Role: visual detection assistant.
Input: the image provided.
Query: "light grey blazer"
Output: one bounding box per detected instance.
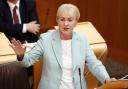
[18,29,110,89]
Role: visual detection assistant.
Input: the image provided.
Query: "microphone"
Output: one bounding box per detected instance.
[78,68,82,89]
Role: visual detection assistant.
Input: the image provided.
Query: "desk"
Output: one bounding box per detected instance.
[97,80,128,89]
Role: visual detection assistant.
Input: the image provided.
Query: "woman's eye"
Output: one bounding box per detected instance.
[68,19,73,22]
[60,18,64,21]
[60,19,65,21]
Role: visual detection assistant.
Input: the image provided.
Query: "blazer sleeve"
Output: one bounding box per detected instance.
[84,36,110,84]
[17,34,45,67]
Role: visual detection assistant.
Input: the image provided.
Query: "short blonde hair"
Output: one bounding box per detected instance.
[56,4,80,21]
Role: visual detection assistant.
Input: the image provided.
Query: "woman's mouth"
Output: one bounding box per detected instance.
[63,28,69,31]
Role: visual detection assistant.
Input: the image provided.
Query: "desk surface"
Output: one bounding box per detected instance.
[0,32,15,56]
[0,32,16,64]
[0,55,16,64]
[54,22,105,45]
[97,80,128,89]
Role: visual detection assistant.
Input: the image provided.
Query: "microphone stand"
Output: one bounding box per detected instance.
[78,68,82,89]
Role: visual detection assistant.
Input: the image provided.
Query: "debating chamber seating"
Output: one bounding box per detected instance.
[33,22,108,89]
[0,33,30,89]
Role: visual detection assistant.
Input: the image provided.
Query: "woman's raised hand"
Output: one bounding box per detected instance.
[9,38,26,60]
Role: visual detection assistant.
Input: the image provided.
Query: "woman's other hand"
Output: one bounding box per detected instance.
[105,78,117,83]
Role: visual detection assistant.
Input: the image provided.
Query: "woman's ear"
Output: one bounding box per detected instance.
[74,20,78,27]
[56,17,59,23]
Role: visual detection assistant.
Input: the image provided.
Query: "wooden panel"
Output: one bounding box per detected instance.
[35,0,88,32]
[86,0,128,64]
[33,59,43,89]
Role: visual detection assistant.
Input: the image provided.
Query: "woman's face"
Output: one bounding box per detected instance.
[57,12,77,38]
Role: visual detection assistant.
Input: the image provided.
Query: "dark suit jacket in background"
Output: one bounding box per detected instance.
[0,0,39,43]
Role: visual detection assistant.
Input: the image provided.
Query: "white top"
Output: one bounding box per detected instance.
[59,40,74,89]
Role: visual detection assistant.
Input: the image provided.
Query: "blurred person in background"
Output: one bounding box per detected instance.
[0,0,40,43]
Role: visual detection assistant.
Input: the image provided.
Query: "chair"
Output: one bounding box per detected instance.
[33,21,108,89]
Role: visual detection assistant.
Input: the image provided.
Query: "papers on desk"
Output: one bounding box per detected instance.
[0,32,15,56]
[0,32,16,64]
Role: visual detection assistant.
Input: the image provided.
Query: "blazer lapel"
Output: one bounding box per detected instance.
[72,32,80,72]
[52,30,63,69]
[51,30,81,71]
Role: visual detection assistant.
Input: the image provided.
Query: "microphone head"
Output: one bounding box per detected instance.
[78,68,81,75]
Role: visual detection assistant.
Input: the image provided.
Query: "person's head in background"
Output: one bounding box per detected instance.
[56,4,80,40]
[7,0,18,4]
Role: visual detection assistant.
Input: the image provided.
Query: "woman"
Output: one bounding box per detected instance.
[10,4,116,89]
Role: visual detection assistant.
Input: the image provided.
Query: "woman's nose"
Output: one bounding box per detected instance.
[64,21,69,26]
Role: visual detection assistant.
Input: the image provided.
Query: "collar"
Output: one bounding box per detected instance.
[52,29,79,43]
[7,0,20,11]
